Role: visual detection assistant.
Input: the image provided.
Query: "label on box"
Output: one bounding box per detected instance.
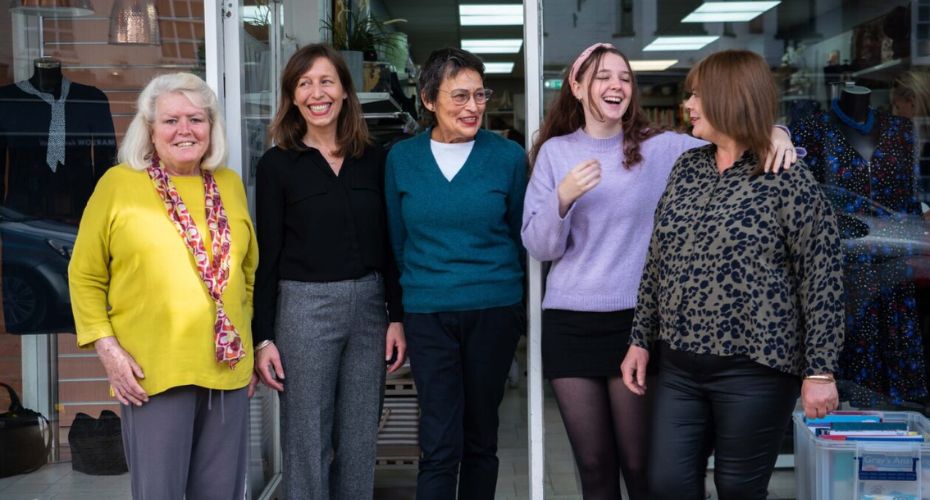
[858,453,919,481]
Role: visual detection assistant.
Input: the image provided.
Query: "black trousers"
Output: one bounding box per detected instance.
[404,303,523,500]
[649,343,800,500]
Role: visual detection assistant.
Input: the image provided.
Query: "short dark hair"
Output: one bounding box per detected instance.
[268,43,369,158]
[418,47,485,125]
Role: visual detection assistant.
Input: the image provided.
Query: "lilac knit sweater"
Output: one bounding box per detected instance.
[521,128,705,312]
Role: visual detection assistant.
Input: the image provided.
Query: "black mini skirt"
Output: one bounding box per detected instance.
[542,308,634,379]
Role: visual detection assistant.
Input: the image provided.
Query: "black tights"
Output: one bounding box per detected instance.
[550,376,650,500]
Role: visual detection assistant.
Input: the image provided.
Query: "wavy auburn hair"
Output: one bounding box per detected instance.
[529,45,664,169]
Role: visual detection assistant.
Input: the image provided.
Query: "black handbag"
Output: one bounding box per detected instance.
[68,410,128,475]
[0,382,51,478]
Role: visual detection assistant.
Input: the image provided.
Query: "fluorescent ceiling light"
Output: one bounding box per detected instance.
[460,4,523,25]
[684,12,764,22]
[693,1,780,13]
[484,62,515,74]
[628,60,678,71]
[462,39,524,54]
[643,36,719,51]
[682,1,780,23]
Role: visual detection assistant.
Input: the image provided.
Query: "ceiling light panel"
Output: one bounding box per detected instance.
[484,62,515,74]
[696,1,780,13]
[628,60,678,71]
[462,39,524,54]
[460,4,523,26]
[682,1,781,23]
[643,36,719,51]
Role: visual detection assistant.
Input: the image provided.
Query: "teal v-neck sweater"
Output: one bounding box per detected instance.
[385,129,527,313]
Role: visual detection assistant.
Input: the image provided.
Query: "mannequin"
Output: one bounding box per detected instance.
[0,58,116,222]
[0,59,117,333]
[832,83,880,160]
[30,57,63,99]
[791,81,926,408]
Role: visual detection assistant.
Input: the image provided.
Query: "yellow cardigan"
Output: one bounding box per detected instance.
[69,164,258,396]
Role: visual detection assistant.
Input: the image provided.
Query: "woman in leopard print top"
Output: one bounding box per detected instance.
[620,50,845,500]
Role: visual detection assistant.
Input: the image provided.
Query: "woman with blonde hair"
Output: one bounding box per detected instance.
[70,72,258,499]
[892,70,930,205]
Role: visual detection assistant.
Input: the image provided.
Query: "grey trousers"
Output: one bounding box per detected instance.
[121,385,249,500]
[276,274,387,500]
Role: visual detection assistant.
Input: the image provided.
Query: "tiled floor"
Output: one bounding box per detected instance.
[2,343,798,499]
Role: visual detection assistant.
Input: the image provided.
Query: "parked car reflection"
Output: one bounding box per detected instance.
[0,207,76,333]
[824,185,930,280]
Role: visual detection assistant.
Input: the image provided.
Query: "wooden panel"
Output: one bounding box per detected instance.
[0,333,21,356]
[0,358,22,389]
[57,335,83,354]
[58,356,107,379]
[377,382,419,470]
[59,380,111,402]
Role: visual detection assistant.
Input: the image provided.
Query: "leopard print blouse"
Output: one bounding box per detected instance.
[630,145,845,377]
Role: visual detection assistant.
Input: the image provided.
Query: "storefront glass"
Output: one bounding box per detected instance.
[0,0,273,495]
[4,0,930,497]
[531,0,930,496]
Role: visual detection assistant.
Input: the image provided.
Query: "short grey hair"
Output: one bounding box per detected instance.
[118,72,227,171]
[418,48,485,125]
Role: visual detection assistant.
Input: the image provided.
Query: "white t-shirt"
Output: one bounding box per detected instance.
[430,139,475,181]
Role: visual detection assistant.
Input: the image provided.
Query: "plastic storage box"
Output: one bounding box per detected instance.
[794,411,930,500]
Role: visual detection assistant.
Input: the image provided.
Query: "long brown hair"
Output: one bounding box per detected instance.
[529,46,664,169]
[684,50,778,167]
[268,44,369,158]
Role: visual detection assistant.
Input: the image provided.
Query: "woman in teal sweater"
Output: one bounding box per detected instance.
[384,47,527,500]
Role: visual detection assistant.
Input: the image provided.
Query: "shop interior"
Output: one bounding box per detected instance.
[2,0,930,498]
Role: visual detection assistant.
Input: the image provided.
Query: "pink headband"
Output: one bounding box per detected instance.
[569,43,617,83]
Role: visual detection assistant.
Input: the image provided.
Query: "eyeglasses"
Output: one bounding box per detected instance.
[438,88,494,105]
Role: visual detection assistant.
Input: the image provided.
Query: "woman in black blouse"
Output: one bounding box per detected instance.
[620,50,844,500]
[251,44,406,500]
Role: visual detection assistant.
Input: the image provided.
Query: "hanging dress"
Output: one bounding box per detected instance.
[792,109,927,405]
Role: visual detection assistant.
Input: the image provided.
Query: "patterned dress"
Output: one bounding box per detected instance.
[792,109,927,405]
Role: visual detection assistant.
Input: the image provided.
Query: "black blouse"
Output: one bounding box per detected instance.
[252,144,403,344]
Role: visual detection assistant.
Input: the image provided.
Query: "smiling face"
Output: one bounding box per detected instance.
[425,68,485,144]
[151,92,211,174]
[684,88,719,142]
[572,52,632,136]
[293,56,346,134]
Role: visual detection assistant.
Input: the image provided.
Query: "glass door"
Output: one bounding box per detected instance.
[221,0,290,495]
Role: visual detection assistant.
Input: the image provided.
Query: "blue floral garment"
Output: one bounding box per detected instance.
[792,109,927,406]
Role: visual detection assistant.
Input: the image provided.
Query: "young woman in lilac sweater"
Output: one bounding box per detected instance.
[521,43,797,500]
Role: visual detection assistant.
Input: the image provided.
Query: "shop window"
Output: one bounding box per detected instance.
[0,0,206,476]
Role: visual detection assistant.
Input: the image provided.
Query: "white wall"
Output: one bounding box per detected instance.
[284,0,327,48]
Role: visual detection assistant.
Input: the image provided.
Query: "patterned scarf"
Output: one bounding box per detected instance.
[15,78,71,173]
[146,155,245,368]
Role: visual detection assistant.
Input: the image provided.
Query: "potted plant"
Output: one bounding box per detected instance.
[322,0,405,85]
[322,0,405,59]
[242,0,272,42]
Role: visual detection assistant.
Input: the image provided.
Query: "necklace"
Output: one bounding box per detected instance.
[303,140,342,167]
[831,98,875,134]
